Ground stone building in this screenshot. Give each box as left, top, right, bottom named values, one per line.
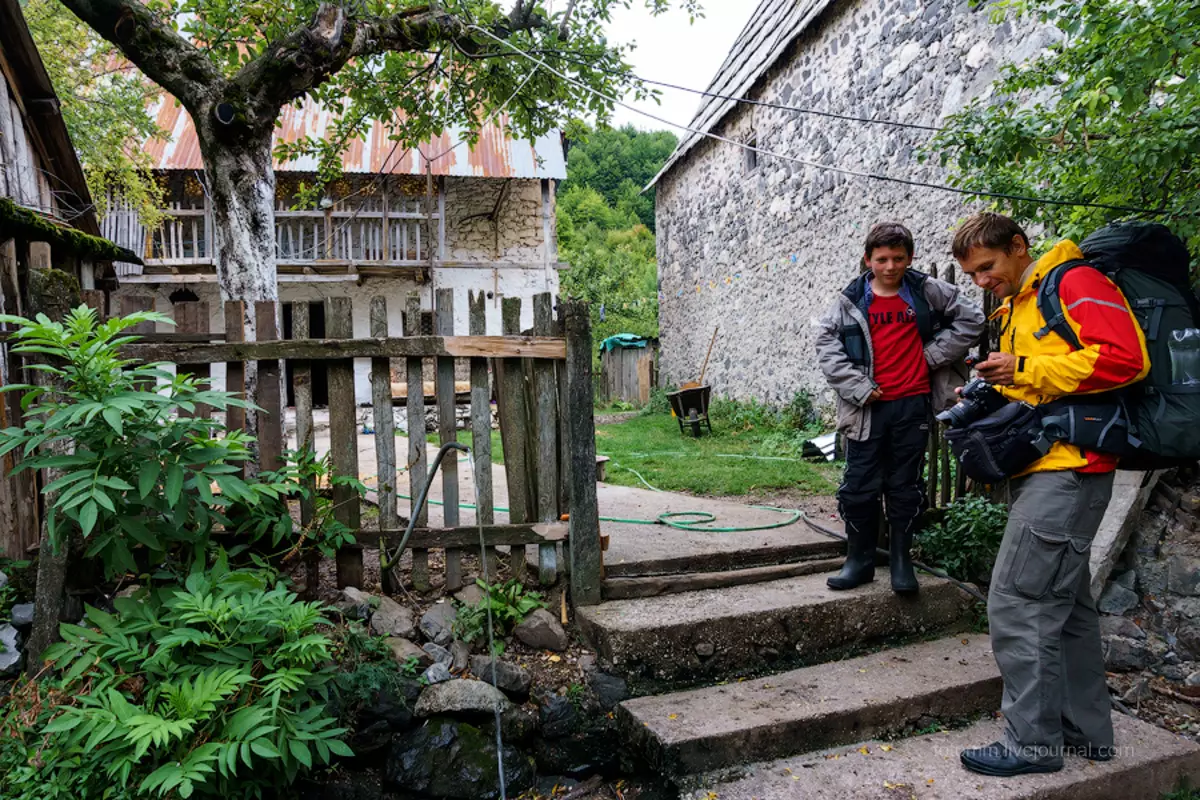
left=651, top=0, right=1053, bottom=407
left=103, top=99, right=565, bottom=403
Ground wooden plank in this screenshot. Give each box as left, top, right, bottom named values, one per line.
left=254, top=302, right=284, bottom=474
left=120, top=335, right=567, bottom=364
left=356, top=521, right=569, bottom=550
left=603, top=558, right=846, bottom=600
left=498, top=298, right=532, bottom=582
left=370, top=296, right=401, bottom=592
left=80, top=290, right=106, bottom=321
left=532, top=293, right=559, bottom=586
left=174, top=301, right=211, bottom=418
left=291, top=302, right=319, bottom=599
left=223, top=301, right=246, bottom=437
left=555, top=306, right=571, bottom=545
left=120, top=295, right=156, bottom=334
left=469, top=290, right=499, bottom=579
left=563, top=300, right=602, bottom=606
left=327, top=297, right=362, bottom=588
left=435, top=288, right=462, bottom=591
left=405, top=292, right=431, bottom=592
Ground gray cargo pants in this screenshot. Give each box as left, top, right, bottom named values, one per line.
left=989, top=469, right=1114, bottom=767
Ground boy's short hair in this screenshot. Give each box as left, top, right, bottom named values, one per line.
left=864, top=222, right=915, bottom=258
left=952, top=212, right=1030, bottom=259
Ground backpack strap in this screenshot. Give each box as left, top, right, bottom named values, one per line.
left=1034, top=259, right=1093, bottom=351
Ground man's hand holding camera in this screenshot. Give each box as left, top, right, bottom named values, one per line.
left=973, top=352, right=1017, bottom=386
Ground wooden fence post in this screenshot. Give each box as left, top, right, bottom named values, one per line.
left=497, top=298, right=532, bottom=582
left=371, top=297, right=401, bottom=593
left=327, top=297, right=362, bottom=588
left=224, top=301, right=246, bottom=439
left=291, top=302, right=320, bottom=598
left=405, top=292, right=431, bottom=592
left=254, top=302, right=284, bottom=474
left=175, top=301, right=211, bottom=418
left=563, top=300, right=601, bottom=606
left=434, top=289, right=462, bottom=591
left=468, top=290, right=499, bottom=578
left=533, top=293, right=559, bottom=586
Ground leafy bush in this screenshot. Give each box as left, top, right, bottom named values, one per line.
left=915, top=495, right=1009, bottom=584
left=0, top=308, right=285, bottom=577
left=453, top=578, right=547, bottom=652
left=0, top=562, right=349, bottom=800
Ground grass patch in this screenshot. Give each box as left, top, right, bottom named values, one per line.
left=595, top=398, right=840, bottom=497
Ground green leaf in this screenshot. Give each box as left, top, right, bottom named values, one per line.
left=289, top=739, right=312, bottom=768
left=79, top=499, right=98, bottom=536
left=101, top=407, right=123, bottom=435
left=165, top=464, right=184, bottom=507
left=325, top=739, right=354, bottom=758
left=250, top=739, right=280, bottom=759
left=138, top=460, right=159, bottom=498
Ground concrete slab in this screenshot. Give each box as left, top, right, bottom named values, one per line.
left=619, top=635, right=1001, bottom=776
left=309, top=429, right=837, bottom=576
left=576, top=572, right=975, bottom=685
left=681, top=712, right=1200, bottom=800
left=1090, top=470, right=1161, bottom=601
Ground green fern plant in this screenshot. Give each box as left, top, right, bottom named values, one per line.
left=0, top=561, right=350, bottom=799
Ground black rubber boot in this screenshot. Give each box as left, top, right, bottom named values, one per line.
left=889, top=519, right=919, bottom=595
left=827, top=516, right=878, bottom=590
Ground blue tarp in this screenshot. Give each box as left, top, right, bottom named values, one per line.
left=599, top=334, right=650, bottom=354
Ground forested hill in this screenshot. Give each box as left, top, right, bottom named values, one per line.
left=557, top=125, right=678, bottom=346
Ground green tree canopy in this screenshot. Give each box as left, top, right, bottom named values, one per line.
left=560, top=123, right=677, bottom=230
left=930, top=0, right=1200, bottom=251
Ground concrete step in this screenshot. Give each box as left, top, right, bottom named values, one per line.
left=618, top=635, right=1001, bottom=777
left=576, top=572, right=975, bottom=685
left=601, top=557, right=846, bottom=599
left=681, top=711, right=1200, bottom=800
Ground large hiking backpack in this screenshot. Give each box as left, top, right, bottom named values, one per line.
left=1035, top=221, right=1200, bottom=469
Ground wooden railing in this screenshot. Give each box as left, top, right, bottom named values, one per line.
left=109, top=291, right=602, bottom=606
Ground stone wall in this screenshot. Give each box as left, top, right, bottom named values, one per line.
left=444, top=177, right=557, bottom=266
left=655, top=0, right=1055, bottom=407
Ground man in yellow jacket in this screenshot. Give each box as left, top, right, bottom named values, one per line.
left=952, top=213, right=1149, bottom=777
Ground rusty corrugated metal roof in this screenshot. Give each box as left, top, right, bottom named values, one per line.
left=144, top=95, right=566, bottom=179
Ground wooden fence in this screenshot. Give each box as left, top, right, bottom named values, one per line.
left=923, top=262, right=1000, bottom=508
left=599, top=343, right=657, bottom=407
left=1, top=290, right=604, bottom=607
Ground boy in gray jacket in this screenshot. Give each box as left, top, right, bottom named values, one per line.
left=814, top=223, right=984, bottom=593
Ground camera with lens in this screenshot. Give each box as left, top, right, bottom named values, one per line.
left=936, top=377, right=1009, bottom=428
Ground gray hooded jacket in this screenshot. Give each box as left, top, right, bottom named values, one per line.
left=813, top=270, right=985, bottom=441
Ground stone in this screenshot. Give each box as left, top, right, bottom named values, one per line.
left=385, top=716, right=535, bottom=799
left=115, top=584, right=142, bottom=599
left=1114, top=570, right=1137, bottom=590
left=1182, top=492, right=1200, bottom=513
left=1104, top=635, right=1156, bottom=672
left=454, top=583, right=486, bottom=608
left=450, top=641, right=471, bottom=671
left=9, top=603, right=34, bottom=629
left=387, top=637, right=433, bottom=669
left=577, top=654, right=597, bottom=674
left=1169, top=555, right=1200, bottom=596
left=423, top=643, right=453, bottom=667
left=695, top=642, right=715, bottom=657
left=300, top=769, right=385, bottom=800
left=1100, top=616, right=1147, bottom=640
left=588, top=672, right=629, bottom=711
left=0, top=571, right=8, bottom=591
left=0, top=624, right=20, bottom=675
left=420, top=602, right=457, bottom=646
left=1122, top=677, right=1154, bottom=704
left=539, top=694, right=577, bottom=739
left=1099, top=583, right=1139, bottom=615
left=513, top=609, right=568, bottom=651
left=469, top=656, right=532, bottom=697
left=350, top=719, right=394, bottom=756
left=422, top=663, right=452, bottom=684
left=370, top=596, right=416, bottom=639
left=965, top=40, right=992, bottom=69
left=415, top=679, right=510, bottom=718
left=1187, top=671, right=1200, bottom=688
left=1159, top=664, right=1191, bottom=682
left=336, top=587, right=374, bottom=621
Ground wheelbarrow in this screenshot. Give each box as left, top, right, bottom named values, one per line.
left=667, top=385, right=713, bottom=438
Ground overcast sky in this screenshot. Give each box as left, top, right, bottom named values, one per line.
left=602, top=1, right=756, bottom=131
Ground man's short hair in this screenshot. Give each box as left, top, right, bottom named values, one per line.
left=864, top=222, right=915, bottom=258
left=952, top=212, right=1030, bottom=259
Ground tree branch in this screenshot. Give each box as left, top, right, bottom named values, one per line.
left=57, top=0, right=224, bottom=110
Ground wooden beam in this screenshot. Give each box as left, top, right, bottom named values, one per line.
left=327, top=297, right=362, bottom=589
left=563, top=300, right=602, bottom=607
left=121, top=335, right=567, bottom=364
left=356, top=522, right=568, bottom=550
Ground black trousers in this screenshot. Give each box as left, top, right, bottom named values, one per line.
left=837, top=394, right=930, bottom=537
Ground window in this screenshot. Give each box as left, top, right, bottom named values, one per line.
left=745, top=135, right=759, bottom=173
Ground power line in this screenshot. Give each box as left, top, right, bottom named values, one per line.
left=467, top=23, right=1188, bottom=219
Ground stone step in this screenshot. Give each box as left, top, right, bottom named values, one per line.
left=680, top=711, right=1200, bottom=800
left=601, top=557, right=846, bottom=599
left=618, top=635, right=1001, bottom=777
left=576, top=572, right=975, bottom=685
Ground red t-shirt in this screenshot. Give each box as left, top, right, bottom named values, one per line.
left=868, top=293, right=930, bottom=401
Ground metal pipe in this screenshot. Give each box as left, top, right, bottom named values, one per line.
left=380, top=441, right=470, bottom=572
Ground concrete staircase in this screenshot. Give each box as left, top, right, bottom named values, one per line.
left=578, top=543, right=1200, bottom=798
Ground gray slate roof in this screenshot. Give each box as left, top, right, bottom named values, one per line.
left=647, top=0, right=838, bottom=188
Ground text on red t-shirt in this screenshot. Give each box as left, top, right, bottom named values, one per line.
left=868, top=293, right=930, bottom=401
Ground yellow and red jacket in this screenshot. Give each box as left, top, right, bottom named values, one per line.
left=992, top=240, right=1150, bottom=474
